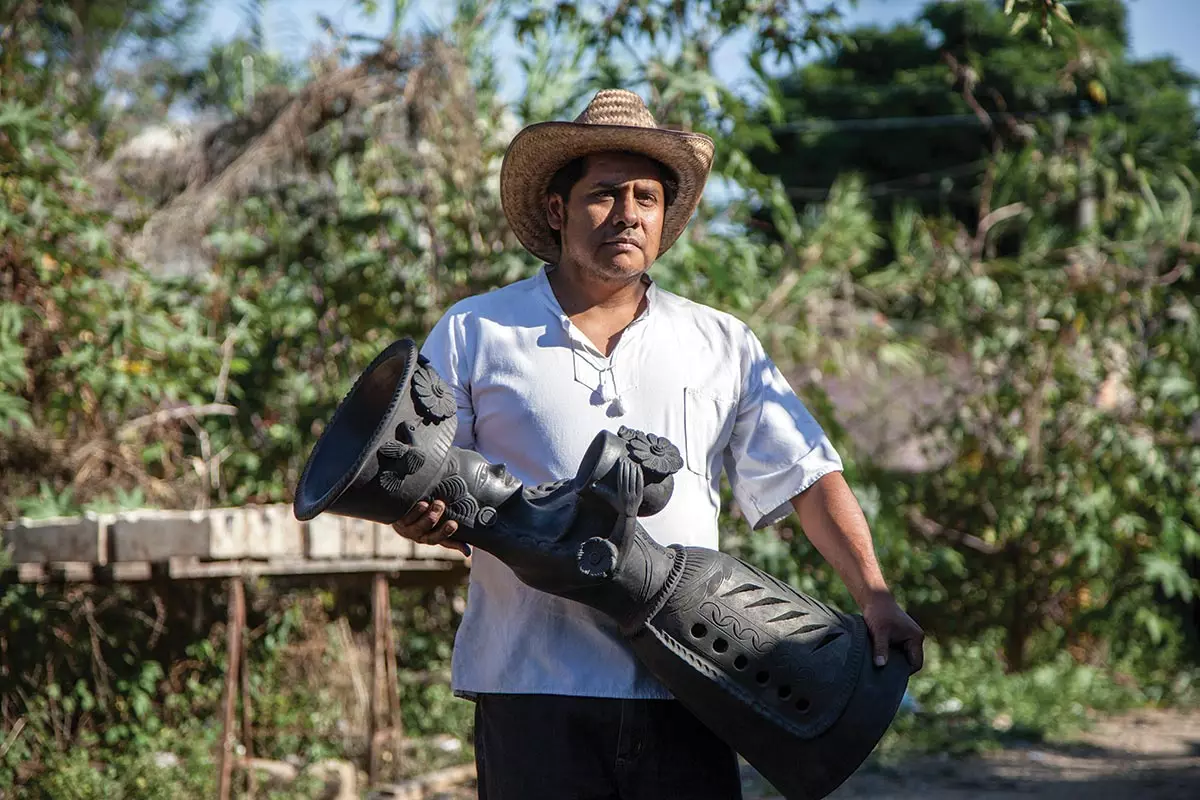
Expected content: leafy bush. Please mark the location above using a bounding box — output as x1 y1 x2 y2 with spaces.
878 629 1195 759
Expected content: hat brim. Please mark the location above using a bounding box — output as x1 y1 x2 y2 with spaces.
500 121 715 265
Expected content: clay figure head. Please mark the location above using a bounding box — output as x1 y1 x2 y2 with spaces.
456 449 522 511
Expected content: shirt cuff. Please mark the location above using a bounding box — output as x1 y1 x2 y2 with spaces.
738 443 844 530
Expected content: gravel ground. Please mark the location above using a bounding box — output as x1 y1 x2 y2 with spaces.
748 708 1200 800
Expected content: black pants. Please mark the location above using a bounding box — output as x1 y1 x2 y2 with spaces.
473 693 744 800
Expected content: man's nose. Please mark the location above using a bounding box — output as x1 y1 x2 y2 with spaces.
610 190 640 228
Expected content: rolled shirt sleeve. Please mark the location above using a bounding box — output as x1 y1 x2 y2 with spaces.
724 325 844 530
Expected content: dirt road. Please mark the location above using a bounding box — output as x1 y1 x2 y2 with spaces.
408 708 1199 799
745 708 1200 800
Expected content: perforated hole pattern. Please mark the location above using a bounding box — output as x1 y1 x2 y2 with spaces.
687 622 812 714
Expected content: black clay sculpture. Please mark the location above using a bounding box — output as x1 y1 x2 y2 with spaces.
293 338 910 800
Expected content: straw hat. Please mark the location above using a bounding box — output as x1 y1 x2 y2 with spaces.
500 89 715 264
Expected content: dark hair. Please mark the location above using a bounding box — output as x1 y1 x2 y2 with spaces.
547 152 680 208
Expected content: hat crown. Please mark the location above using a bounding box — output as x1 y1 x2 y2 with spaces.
500 87 714 264
573 89 660 130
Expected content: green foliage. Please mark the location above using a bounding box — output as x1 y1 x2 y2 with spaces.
853 162 1200 671
753 0 1200 227
172 36 303 117
878 630 1170 760
0 582 471 795
20 739 214 800
0 0 206 143
722 0 1200 679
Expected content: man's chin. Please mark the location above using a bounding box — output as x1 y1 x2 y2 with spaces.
590 257 647 280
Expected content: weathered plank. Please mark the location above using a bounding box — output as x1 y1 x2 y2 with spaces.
343 518 376 558
109 509 212 562
209 507 249 560
412 540 466 561
3 557 467 584
3 503 465 578
305 514 343 559
244 505 304 560
374 521 412 558
1 514 107 564
170 558 465 580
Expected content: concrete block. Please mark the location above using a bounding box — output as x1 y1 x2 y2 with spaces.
109 509 211 562
305 515 342 559
207 507 249 560
1 515 105 564
374 521 411 558
342 518 376 557
245 505 304 560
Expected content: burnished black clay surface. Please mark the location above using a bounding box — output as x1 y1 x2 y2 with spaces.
294 338 911 800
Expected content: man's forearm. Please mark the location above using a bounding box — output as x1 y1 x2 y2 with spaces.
790 472 890 609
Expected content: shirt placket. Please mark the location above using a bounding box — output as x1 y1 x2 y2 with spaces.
566 311 648 417
539 267 653 417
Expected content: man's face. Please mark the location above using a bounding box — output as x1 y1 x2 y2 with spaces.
547 152 667 281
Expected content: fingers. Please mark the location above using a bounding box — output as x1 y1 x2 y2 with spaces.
414 512 457 546
393 500 455 543
423 519 458 543
398 500 433 528
872 622 890 667
905 637 925 674
872 624 926 672
416 499 446 532
618 459 635 493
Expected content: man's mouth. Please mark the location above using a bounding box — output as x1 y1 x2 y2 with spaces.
604 240 639 251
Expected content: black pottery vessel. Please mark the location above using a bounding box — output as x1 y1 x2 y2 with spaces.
294 338 910 800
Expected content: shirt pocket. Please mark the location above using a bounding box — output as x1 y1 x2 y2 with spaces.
683 387 736 479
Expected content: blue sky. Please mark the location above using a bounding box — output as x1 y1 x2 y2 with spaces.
194 0 1200 104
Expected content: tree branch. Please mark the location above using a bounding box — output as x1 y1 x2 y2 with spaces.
906 508 1002 554
117 403 237 440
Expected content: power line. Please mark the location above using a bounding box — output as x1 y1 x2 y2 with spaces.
785 160 988 199
770 105 1128 133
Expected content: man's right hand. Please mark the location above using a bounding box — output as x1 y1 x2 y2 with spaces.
392 500 469 556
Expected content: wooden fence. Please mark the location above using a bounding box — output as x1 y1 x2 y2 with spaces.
1 505 469 799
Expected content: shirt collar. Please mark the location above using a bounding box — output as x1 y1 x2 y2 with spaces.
536 264 657 331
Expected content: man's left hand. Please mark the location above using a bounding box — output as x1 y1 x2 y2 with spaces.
861 592 925 674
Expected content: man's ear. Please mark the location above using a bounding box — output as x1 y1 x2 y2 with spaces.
546 193 565 232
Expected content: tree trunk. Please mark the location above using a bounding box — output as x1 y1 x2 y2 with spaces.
1006 548 1028 673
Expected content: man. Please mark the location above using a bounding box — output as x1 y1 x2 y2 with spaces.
392 89 924 799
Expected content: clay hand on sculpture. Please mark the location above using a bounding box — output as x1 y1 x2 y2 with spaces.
293 338 910 800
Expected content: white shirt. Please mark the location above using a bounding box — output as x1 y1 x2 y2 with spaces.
420 265 843 699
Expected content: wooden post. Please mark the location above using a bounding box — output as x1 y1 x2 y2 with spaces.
383 589 403 775
241 582 255 798
368 572 388 785
217 576 246 800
